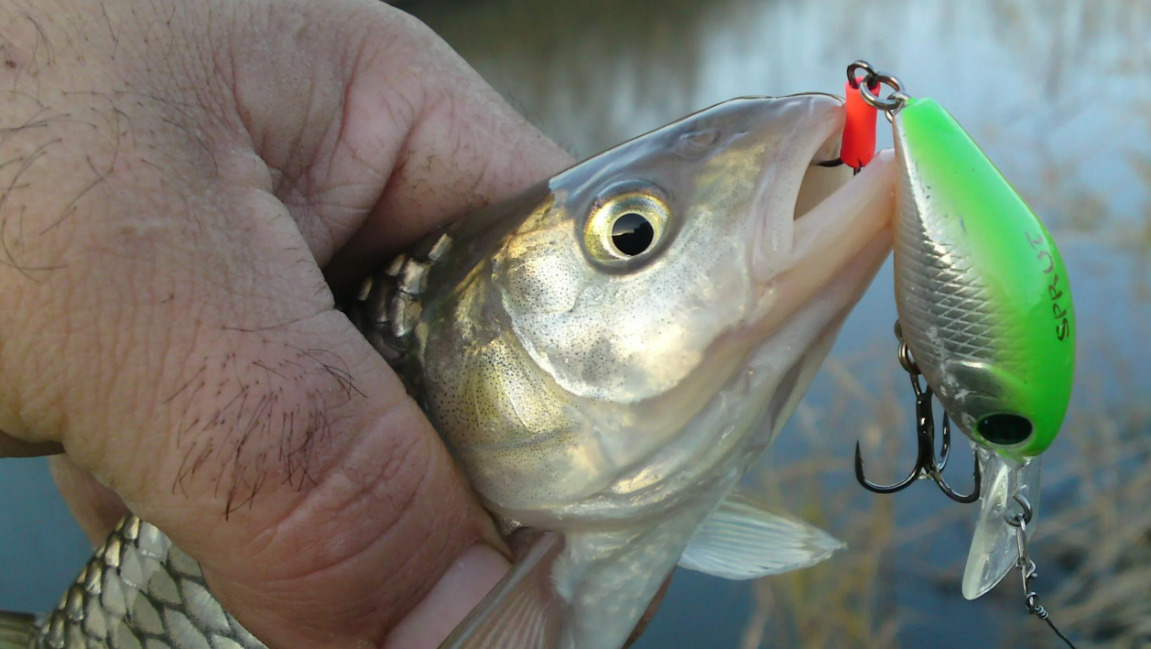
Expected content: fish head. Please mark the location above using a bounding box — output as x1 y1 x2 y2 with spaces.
511 95 870 399
421 94 895 524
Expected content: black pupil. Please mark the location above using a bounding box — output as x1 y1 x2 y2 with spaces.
977 413 1033 445
611 213 654 256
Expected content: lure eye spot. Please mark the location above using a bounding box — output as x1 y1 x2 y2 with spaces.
977 413 1033 446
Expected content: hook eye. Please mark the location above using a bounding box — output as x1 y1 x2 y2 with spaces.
1005 494 1034 527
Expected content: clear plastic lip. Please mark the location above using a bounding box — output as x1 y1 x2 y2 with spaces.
962 447 1042 600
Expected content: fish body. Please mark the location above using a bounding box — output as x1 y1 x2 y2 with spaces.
368 93 894 648
3 94 897 649
890 96 1075 599
12 516 266 649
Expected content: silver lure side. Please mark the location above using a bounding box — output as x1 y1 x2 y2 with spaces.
3 94 895 649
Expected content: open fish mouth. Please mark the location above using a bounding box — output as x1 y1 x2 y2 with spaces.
747 96 896 334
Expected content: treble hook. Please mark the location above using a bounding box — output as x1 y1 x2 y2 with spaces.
854 322 981 504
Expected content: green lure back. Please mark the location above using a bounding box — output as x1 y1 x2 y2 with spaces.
892 97 1075 458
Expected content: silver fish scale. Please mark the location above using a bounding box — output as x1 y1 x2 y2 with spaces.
29 516 266 649
342 232 452 396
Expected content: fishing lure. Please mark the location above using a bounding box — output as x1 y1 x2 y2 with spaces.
842 61 1077 646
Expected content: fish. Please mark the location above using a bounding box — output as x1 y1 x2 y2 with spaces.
889 96 1075 599
0 92 897 649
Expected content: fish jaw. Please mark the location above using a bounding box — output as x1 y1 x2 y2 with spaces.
746 148 896 338
459 235 895 647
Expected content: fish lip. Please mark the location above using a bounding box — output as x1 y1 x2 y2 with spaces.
747 95 847 285
744 93 897 321
746 141 896 337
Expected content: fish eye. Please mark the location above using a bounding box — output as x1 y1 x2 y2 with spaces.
611 212 654 256
583 187 671 266
977 413 1033 446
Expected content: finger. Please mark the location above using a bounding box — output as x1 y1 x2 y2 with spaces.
49 454 129 545
223 1 572 290
381 544 512 649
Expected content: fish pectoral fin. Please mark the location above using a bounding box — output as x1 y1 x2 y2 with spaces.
0 611 37 649
439 531 569 649
677 489 845 580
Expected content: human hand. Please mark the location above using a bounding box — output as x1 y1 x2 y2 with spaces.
0 1 574 647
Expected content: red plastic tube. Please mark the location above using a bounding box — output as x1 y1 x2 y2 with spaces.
840 79 879 170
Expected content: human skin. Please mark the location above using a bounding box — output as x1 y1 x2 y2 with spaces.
0 1 586 647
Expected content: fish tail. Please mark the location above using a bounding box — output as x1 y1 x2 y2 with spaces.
0 611 37 649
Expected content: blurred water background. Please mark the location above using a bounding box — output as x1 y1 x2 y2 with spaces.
3 0 1150 647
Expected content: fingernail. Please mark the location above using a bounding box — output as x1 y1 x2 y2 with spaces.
382 543 510 649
